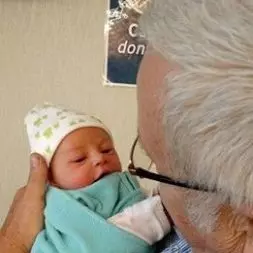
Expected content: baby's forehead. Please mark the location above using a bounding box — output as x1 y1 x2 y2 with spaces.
60 127 113 150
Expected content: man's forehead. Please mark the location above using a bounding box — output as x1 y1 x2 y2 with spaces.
140 45 176 79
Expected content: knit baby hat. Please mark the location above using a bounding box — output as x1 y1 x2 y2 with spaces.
24 103 112 166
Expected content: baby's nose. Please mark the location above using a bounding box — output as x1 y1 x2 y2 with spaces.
91 152 106 166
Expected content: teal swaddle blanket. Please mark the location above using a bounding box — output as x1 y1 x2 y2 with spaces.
31 172 156 253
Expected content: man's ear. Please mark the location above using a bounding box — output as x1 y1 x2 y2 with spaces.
236 205 253 219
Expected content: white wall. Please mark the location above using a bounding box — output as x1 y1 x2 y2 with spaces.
0 0 142 224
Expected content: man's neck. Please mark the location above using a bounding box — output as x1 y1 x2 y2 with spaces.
159 184 207 250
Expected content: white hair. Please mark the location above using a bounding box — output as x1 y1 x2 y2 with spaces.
140 0 253 231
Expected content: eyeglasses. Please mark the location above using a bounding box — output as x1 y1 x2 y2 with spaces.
128 136 214 192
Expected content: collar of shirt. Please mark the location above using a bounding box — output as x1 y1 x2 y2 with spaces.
159 227 192 253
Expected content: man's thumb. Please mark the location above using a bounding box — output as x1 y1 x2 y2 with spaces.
27 153 48 194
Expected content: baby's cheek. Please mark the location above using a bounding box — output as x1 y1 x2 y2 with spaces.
67 172 94 189
112 157 122 172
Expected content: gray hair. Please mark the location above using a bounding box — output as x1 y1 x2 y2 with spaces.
140 0 253 223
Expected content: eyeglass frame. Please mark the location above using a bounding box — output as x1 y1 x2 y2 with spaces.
128 136 215 193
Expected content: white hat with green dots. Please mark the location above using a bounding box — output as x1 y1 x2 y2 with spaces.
24 102 112 166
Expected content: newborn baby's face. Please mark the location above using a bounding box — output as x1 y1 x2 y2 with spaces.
50 127 122 189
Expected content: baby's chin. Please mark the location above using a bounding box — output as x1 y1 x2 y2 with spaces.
93 171 117 183
50 171 122 190
48 180 87 190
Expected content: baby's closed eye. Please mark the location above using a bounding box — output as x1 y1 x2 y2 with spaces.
72 156 87 163
101 148 114 154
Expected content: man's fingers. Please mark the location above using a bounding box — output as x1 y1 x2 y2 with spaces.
11 187 26 207
1 187 26 230
27 153 48 197
8 187 25 215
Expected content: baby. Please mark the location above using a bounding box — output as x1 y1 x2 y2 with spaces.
25 103 170 253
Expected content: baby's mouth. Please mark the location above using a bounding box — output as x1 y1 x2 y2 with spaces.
94 172 111 182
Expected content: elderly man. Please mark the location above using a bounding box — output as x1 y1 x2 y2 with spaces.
1 0 253 252
136 0 253 252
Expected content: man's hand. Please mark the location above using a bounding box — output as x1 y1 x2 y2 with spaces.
0 154 48 253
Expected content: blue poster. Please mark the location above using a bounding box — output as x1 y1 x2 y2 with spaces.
104 0 148 87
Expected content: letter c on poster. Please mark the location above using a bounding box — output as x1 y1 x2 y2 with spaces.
129 23 138 38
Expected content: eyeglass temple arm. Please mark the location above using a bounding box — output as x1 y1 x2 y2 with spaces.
129 166 212 192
